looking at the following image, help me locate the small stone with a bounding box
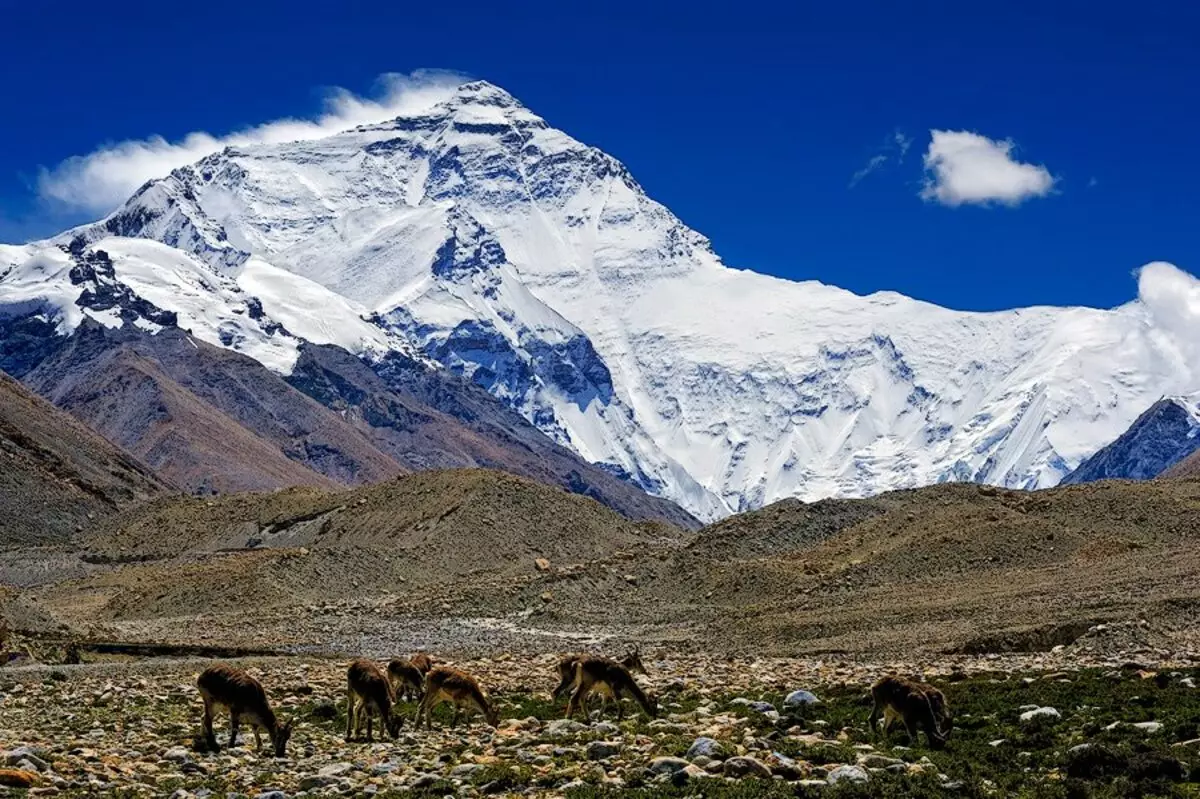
[858,754,903,768]
[686,737,725,760]
[317,763,354,778]
[766,752,805,780]
[450,763,484,779]
[3,748,49,772]
[1132,721,1163,734]
[722,756,772,779]
[163,747,192,763]
[586,741,622,760]
[783,690,820,708]
[544,719,587,737]
[646,757,690,775]
[409,774,440,790]
[534,558,551,571]
[827,764,870,784]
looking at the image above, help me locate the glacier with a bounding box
[2,78,1197,520]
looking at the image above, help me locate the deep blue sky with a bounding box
[2,0,1197,311]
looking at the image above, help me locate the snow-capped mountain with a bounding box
[2,79,1196,520]
[1061,393,1200,484]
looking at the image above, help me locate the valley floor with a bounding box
[2,651,1199,797]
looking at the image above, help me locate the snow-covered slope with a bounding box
[4,79,1198,520]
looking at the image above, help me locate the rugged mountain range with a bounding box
[2,79,1196,519]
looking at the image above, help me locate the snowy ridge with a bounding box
[3,79,1199,520]
[1165,391,1200,427]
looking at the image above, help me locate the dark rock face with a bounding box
[0,314,63,379]
[1063,399,1200,484]
[68,247,179,328]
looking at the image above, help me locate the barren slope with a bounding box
[0,370,165,545]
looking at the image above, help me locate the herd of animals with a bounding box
[195,648,953,760]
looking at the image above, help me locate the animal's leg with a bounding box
[202,699,218,750]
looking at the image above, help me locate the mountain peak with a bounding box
[451,79,522,108]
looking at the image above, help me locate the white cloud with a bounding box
[37,70,467,215]
[1137,261,1200,370]
[919,130,1055,207]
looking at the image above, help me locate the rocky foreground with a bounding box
[2,648,1200,798]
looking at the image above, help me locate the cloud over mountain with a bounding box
[37,70,466,215]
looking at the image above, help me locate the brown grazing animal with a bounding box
[386,658,427,702]
[415,666,499,729]
[409,651,435,673]
[565,656,657,720]
[868,675,952,749]
[346,659,402,742]
[197,664,293,757]
[553,647,647,701]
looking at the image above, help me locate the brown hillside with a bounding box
[22,322,404,493]
[463,479,1200,656]
[44,469,677,622]
[0,370,165,545]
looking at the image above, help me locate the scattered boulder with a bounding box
[2,747,49,772]
[784,690,820,708]
[686,737,726,760]
[827,764,870,784]
[586,740,622,760]
[544,719,588,737]
[647,757,690,775]
[766,752,806,780]
[722,756,773,779]
[162,746,192,764]
[449,763,484,779]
